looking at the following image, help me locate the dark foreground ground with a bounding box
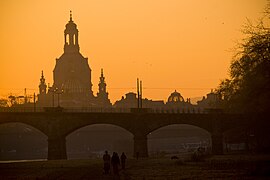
[0,154,270,179]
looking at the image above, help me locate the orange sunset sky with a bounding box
[0,0,267,103]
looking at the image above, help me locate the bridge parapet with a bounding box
[0,107,214,114]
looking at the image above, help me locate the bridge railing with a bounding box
[62,107,131,113]
[149,107,206,114]
[0,106,213,113]
[0,107,44,112]
[0,107,133,113]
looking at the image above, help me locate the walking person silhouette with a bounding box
[120,152,127,170]
[111,152,120,176]
[103,150,111,174]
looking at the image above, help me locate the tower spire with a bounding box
[40,70,45,83]
[70,10,72,21]
[39,70,47,94]
[64,10,79,53]
[97,68,110,106]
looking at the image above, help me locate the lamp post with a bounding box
[33,93,36,112]
[55,88,64,107]
[48,87,56,107]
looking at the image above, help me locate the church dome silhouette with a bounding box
[37,12,111,107]
[168,90,184,102]
[63,79,84,93]
[65,18,77,29]
[65,11,77,29]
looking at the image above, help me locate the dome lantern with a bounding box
[168,90,184,102]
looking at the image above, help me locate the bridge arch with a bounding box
[147,124,211,156]
[0,122,47,160]
[66,124,134,159]
[147,123,211,135]
[64,122,135,138]
[0,119,48,136]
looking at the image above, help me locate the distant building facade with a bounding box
[166,90,193,109]
[37,13,111,107]
[114,90,194,111]
[114,92,164,109]
[197,90,223,109]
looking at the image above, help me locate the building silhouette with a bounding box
[96,69,112,107]
[34,12,222,110]
[37,12,111,107]
[197,90,223,109]
[166,90,192,108]
[113,90,193,110]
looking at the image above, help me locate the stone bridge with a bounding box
[0,111,264,160]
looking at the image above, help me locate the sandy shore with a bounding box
[0,154,270,179]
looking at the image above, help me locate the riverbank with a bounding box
[0,154,269,179]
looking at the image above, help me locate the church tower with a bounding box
[37,71,49,107]
[52,11,94,107]
[97,69,111,107]
[39,71,47,94]
[97,69,108,98]
[64,11,79,53]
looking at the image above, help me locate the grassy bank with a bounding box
[0,154,270,179]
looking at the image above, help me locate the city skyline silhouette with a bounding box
[0,1,267,103]
[0,2,270,178]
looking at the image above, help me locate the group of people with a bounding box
[103,151,127,175]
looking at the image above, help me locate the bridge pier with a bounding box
[211,133,223,155]
[133,135,148,158]
[48,137,67,160]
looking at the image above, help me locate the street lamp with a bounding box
[48,87,56,107]
[48,87,64,108]
[55,88,64,107]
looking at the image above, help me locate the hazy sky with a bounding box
[0,0,267,103]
